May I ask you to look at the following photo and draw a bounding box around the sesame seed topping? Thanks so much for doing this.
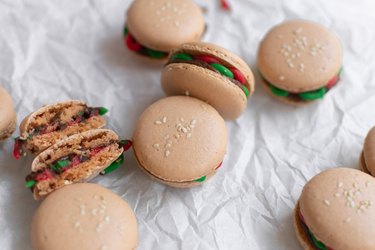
[105,216,110,222]
[279,76,285,81]
[101,246,108,250]
[324,200,330,206]
[165,143,172,148]
[162,117,167,123]
[337,182,344,188]
[187,133,192,138]
[154,120,162,125]
[153,144,160,150]
[165,150,170,158]
[185,90,190,96]
[344,217,351,223]
[353,182,359,188]
[74,221,80,228]
[334,193,341,197]
[180,117,184,122]
[91,209,97,216]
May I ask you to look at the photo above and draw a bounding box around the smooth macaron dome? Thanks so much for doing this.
[0,86,16,140]
[161,42,254,120]
[133,96,227,187]
[295,168,375,250]
[124,0,205,60]
[361,126,375,175]
[31,183,138,250]
[258,20,343,104]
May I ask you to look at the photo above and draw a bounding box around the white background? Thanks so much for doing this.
[1,0,375,249]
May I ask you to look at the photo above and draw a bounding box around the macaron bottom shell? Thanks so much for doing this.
[133,149,219,188]
[359,151,371,175]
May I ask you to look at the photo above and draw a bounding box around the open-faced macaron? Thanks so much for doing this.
[25,129,130,200]
[258,20,343,105]
[295,168,375,250]
[161,42,255,120]
[359,126,375,175]
[124,0,205,60]
[0,86,16,140]
[13,100,108,158]
[133,96,227,187]
[31,183,138,250]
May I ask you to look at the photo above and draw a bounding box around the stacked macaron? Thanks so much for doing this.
[359,126,375,176]
[124,0,205,60]
[295,168,375,250]
[258,20,343,105]
[13,100,132,200]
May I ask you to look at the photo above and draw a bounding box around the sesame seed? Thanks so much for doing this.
[191,120,197,125]
[334,193,341,197]
[174,134,180,139]
[277,34,283,39]
[180,117,184,122]
[105,216,110,222]
[162,117,167,123]
[185,90,190,96]
[187,133,192,138]
[153,144,160,150]
[182,127,188,133]
[366,181,370,187]
[344,217,351,223]
[338,182,344,188]
[165,150,170,157]
[91,209,97,216]
[288,63,294,68]
[323,200,330,206]
[154,121,162,125]
[353,182,359,188]
[350,201,355,208]
[74,221,80,228]
[101,246,108,250]
[279,76,285,81]
[165,143,171,148]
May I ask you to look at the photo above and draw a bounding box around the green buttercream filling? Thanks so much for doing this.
[102,154,124,174]
[51,159,71,173]
[308,230,327,250]
[99,107,109,116]
[270,85,289,97]
[171,53,193,61]
[298,87,326,100]
[194,176,206,183]
[241,85,250,98]
[25,180,36,188]
[211,63,234,78]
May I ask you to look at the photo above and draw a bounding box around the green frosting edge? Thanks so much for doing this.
[308,230,327,250]
[194,176,207,183]
[298,87,327,101]
[102,154,125,175]
[210,63,234,78]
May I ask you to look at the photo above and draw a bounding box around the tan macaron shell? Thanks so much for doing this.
[133,96,227,184]
[126,0,205,52]
[31,183,138,250]
[161,42,255,120]
[258,20,342,92]
[299,168,375,250]
[0,86,16,140]
[363,126,375,175]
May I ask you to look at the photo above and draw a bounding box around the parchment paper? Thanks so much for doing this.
[1,0,375,249]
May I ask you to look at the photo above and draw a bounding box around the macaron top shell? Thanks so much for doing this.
[258,20,342,92]
[364,126,375,174]
[299,168,375,250]
[127,0,205,52]
[31,183,138,250]
[0,86,16,138]
[133,96,227,182]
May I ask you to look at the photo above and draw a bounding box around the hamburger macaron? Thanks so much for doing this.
[31,183,138,250]
[0,86,16,140]
[161,42,255,120]
[295,168,375,250]
[258,20,343,104]
[25,129,129,200]
[124,0,205,60]
[359,126,375,175]
[13,100,108,158]
[133,96,227,187]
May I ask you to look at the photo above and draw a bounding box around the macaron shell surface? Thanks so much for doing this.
[31,183,138,250]
[0,86,16,139]
[364,126,375,175]
[162,63,247,120]
[133,96,227,182]
[126,0,205,52]
[258,20,342,92]
[300,168,375,250]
